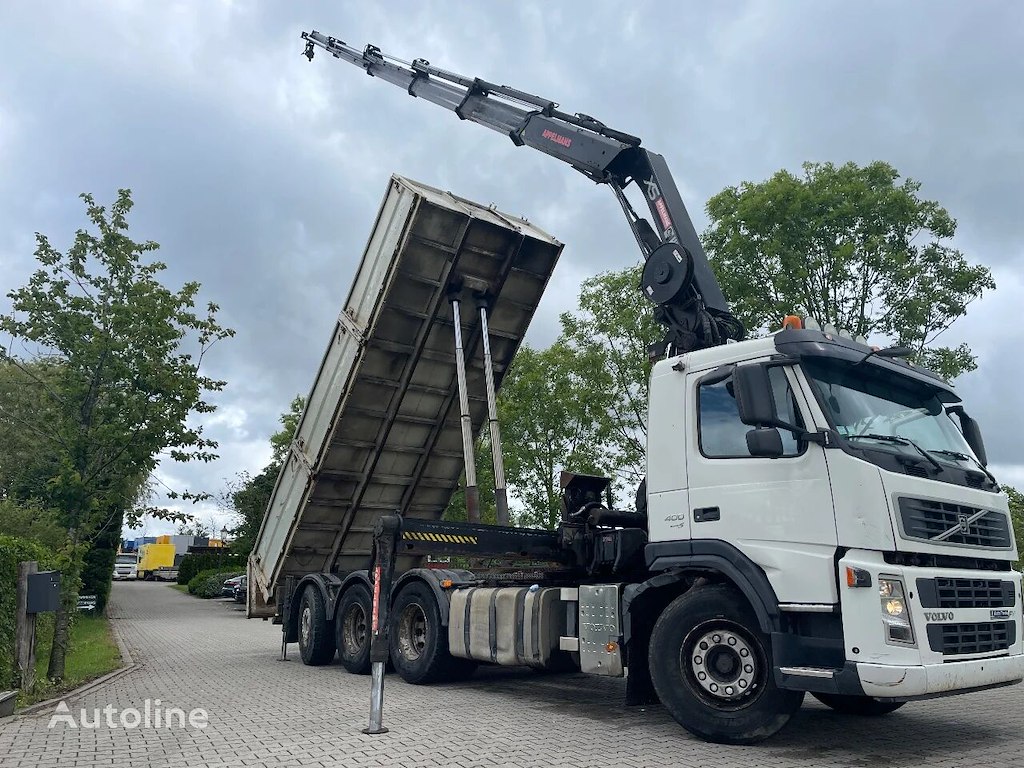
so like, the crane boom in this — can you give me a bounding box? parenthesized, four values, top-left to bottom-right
(301, 30, 744, 353)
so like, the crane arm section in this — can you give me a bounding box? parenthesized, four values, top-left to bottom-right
(302, 30, 744, 353)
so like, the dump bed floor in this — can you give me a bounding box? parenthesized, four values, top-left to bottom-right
(250, 176, 562, 601)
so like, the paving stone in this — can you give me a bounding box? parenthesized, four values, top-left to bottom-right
(0, 581, 1021, 768)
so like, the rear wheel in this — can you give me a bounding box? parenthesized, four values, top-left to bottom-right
(813, 692, 905, 716)
(389, 581, 474, 684)
(298, 586, 336, 666)
(648, 584, 803, 744)
(336, 584, 372, 674)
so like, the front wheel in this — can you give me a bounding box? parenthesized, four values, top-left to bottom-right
(648, 584, 804, 744)
(813, 692, 905, 716)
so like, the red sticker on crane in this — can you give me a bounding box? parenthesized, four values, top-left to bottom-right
(371, 564, 381, 633)
(655, 197, 672, 232)
(541, 128, 573, 148)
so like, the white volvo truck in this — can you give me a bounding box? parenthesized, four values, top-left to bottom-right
(248, 32, 1023, 744)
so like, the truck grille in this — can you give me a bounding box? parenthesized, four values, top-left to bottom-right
(926, 622, 1015, 656)
(898, 498, 1012, 549)
(917, 577, 1016, 609)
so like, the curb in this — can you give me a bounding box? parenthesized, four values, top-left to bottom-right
(14, 611, 139, 718)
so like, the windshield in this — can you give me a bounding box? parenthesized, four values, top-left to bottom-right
(802, 358, 974, 458)
(116, 555, 137, 565)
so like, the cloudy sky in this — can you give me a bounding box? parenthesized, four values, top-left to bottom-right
(1, 1, 1022, 538)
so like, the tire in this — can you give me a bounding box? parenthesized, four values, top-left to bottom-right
(336, 584, 372, 675)
(297, 585, 336, 666)
(648, 584, 804, 744)
(389, 581, 474, 684)
(813, 692, 905, 716)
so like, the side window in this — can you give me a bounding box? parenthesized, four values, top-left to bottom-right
(698, 369, 803, 458)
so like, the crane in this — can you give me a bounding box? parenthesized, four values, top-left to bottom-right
(301, 30, 744, 355)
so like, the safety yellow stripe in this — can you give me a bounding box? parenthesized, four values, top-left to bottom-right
(401, 531, 479, 545)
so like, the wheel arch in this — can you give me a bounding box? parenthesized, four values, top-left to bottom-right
(642, 540, 781, 635)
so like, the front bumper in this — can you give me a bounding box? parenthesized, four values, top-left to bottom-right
(856, 654, 1024, 699)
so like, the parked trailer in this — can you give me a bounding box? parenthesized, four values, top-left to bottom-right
(137, 541, 175, 580)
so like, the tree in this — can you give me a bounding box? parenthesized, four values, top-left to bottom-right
(222, 395, 304, 558)
(0, 498, 65, 551)
(1006, 486, 1024, 568)
(0, 190, 233, 681)
(497, 343, 616, 529)
(177, 519, 212, 537)
(0, 360, 63, 502)
(269, 395, 305, 465)
(223, 465, 277, 559)
(703, 161, 995, 380)
(558, 265, 662, 484)
(442, 433, 497, 526)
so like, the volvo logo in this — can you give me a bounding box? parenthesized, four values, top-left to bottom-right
(931, 508, 986, 541)
(924, 611, 954, 622)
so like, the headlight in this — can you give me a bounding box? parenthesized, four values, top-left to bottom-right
(884, 599, 905, 617)
(879, 576, 915, 646)
(879, 578, 904, 599)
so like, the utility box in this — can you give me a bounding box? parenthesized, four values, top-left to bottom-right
(26, 571, 61, 613)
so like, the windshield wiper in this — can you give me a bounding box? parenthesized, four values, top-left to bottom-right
(928, 449, 971, 461)
(928, 449, 998, 485)
(848, 433, 944, 474)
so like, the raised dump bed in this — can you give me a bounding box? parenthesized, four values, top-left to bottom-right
(249, 175, 562, 614)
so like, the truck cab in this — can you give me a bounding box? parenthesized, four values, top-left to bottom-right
(647, 326, 1022, 707)
(113, 552, 139, 581)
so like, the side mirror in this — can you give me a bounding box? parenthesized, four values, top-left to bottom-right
(956, 411, 988, 467)
(746, 427, 784, 458)
(733, 364, 779, 427)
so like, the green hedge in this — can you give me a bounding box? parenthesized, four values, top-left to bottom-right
(1, 535, 57, 689)
(187, 569, 244, 599)
(80, 508, 123, 614)
(177, 551, 244, 585)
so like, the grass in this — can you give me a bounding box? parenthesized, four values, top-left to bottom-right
(169, 583, 189, 593)
(18, 612, 122, 707)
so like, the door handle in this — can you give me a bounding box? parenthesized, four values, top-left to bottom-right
(693, 506, 720, 522)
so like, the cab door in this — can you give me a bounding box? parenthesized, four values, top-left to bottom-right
(646, 357, 691, 544)
(684, 363, 839, 605)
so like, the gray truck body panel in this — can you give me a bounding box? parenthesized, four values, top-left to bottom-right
(249, 175, 562, 607)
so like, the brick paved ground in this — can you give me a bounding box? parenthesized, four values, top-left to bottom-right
(1, 581, 1021, 768)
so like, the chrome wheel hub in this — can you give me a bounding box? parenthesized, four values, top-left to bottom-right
(689, 628, 757, 701)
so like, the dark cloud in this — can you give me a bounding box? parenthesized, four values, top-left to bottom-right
(1, 1, 1022, 534)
